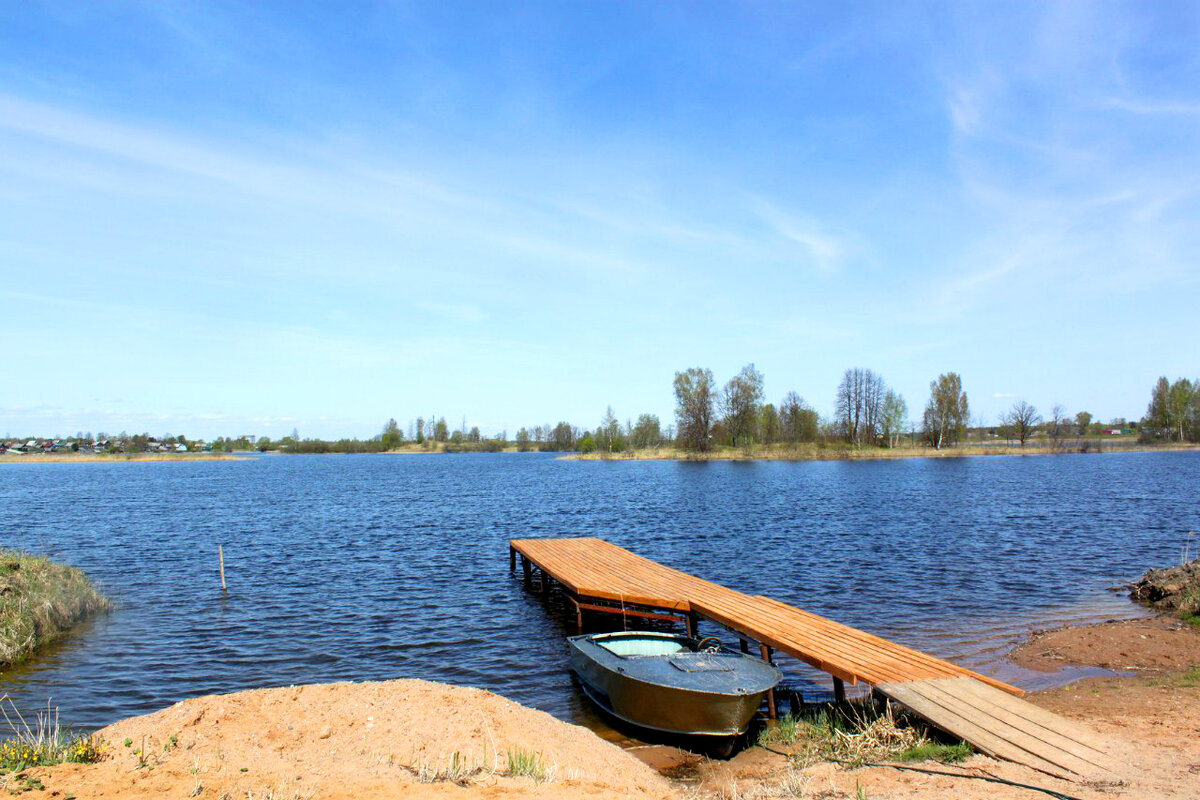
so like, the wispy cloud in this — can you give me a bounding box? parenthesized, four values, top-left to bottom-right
(747, 197, 848, 272)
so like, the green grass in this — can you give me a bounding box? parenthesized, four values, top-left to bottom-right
(1176, 666, 1200, 688)
(0, 550, 111, 668)
(506, 749, 549, 782)
(895, 741, 974, 764)
(0, 696, 104, 774)
(756, 700, 934, 768)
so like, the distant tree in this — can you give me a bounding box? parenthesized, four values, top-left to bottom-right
(1167, 378, 1197, 441)
(449, 430, 464, 444)
(1074, 411, 1093, 436)
(515, 427, 532, 452)
(631, 414, 663, 449)
(1002, 400, 1042, 446)
(1047, 405, 1068, 448)
(381, 418, 403, 450)
(780, 391, 819, 443)
(759, 404, 780, 445)
(434, 417, 449, 442)
(415, 417, 425, 444)
(597, 406, 623, 453)
(922, 372, 969, 449)
(674, 367, 716, 451)
(468, 426, 481, 443)
(551, 422, 575, 451)
(723, 363, 765, 447)
(578, 432, 597, 454)
(880, 390, 908, 448)
(256, 437, 273, 452)
(835, 368, 887, 445)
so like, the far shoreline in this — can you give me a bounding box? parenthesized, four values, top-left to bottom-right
(562, 441, 1200, 463)
(0, 453, 249, 464)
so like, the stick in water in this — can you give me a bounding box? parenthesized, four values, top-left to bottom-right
(218, 545, 227, 591)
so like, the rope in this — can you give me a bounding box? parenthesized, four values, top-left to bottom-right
(757, 749, 1087, 800)
(848, 761, 1088, 800)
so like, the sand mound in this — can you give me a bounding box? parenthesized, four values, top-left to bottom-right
(36, 680, 675, 799)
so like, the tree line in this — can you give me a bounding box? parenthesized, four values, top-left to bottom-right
(45, 370, 1192, 455)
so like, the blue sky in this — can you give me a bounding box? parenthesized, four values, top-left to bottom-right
(3, 1, 1198, 439)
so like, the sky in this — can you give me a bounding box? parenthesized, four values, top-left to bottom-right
(2, 1, 1198, 439)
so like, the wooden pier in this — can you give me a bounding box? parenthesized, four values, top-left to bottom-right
(510, 537, 1121, 781)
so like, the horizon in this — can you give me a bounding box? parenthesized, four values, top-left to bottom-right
(4, 2, 1198, 440)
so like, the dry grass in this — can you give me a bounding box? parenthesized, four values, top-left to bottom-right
(567, 441, 1200, 463)
(0, 550, 111, 666)
(758, 702, 941, 769)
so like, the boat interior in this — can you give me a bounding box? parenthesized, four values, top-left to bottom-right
(593, 633, 697, 657)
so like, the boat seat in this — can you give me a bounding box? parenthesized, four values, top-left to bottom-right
(597, 638, 690, 657)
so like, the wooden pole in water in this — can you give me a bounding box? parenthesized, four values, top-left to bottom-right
(833, 676, 846, 705)
(218, 545, 227, 591)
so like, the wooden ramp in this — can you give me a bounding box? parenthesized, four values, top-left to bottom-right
(510, 537, 1018, 693)
(510, 537, 1123, 781)
(877, 677, 1121, 781)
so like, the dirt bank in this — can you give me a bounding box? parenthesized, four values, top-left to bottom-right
(32, 680, 673, 800)
(638, 616, 1200, 799)
(1129, 556, 1200, 617)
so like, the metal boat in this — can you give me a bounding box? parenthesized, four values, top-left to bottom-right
(567, 631, 782, 737)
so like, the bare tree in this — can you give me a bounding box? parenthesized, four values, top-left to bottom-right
(674, 367, 716, 451)
(1047, 404, 1067, 449)
(723, 363, 765, 447)
(835, 368, 887, 445)
(1002, 400, 1042, 446)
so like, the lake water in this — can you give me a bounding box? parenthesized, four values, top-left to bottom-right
(0, 451, 1195, 733)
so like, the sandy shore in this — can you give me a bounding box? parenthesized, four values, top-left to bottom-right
(20, 619, 1200, 799)
(29, 680, 673, 799)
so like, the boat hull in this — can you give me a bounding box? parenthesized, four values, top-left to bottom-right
(568, 633, 780, 737)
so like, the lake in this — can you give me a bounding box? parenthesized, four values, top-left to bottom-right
(0, 451, 1195, 732)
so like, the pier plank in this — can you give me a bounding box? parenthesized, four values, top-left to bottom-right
(510, 537, 1121, 783)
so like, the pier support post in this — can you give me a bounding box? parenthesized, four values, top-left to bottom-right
(685, 611, 699, 639)
(833, 677, 846, 705)
(540, 569, 551, 595)
(739, 638, 749, 654)
(760, 644, 777, 719)
(509, 546, 516, 572)
(522, 556, 532, 587)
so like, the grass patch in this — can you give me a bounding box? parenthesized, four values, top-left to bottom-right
(0, 696, 104, 775)
(506, 748, 550, 782)
(895, 741, 973, 764)
(756, 701, 935, 768)
(1174, 666, 1200, 688)
(0, 550, 111, 668)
